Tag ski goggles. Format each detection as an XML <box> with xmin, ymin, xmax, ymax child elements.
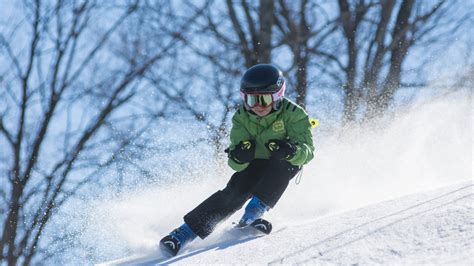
<box><xmin>243</xmin><ymin>93</ymin><xmax>274</xmax><ymax>108</ymax></box>
<box><xmin>240</xmin><ymin>83</ymin><xmax>286</xmax><ymax>108</ymax></box>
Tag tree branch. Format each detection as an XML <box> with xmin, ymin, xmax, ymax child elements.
<box><xmin>226</xmin><ymin>0</ymin><xmax>252</xmax><ymax>65</ymax></box>
<box><xmin>0</xmin><ymin>115</ymin><xmax>14</xmax><ymax>146</ymax></box>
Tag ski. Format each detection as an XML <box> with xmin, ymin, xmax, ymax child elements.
<box><xmin>250</xmin><ymin>218</ymin><xmax>272</xmax><ymax>234</ymax></box>
<box><xmin>159</xmin><ymin>235</ymin><xmax>181</xmax><ymax>257</ymax></box>
<box><xmin>233</xmin><ymin>218</ymin><xmax>272</xmax><ymax>235</ymax></box>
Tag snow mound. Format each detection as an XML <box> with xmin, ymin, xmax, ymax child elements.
<box><xmin>100</xmin><ymin>181</ymin><xmax>473</xmax><ymax>265</ymax></box>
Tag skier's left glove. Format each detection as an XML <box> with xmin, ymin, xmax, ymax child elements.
<box><xmin>265</xmin><ymin>139</ymin><xmax>297</xmax><ymax>160</ymax></box>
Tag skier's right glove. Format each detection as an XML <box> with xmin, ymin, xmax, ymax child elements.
<box><xmin>225</xmin><ymin>140</ymin><xmax>256</xmax><ymax>164</ymax></box>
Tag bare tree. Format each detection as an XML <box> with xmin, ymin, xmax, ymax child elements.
<box><xmin>274</xmin><ymin>0</ymin><xmax>339</xmax><ymax>107</ymax></box>
<box><xmin>181</xmin><ymin>0</ymin><xmax>275</xmax><ymax>69</ymax></box>
<box><xmin>0</xmin><ymin>1</ymin><xmax>184</xmax><ymax>264</ymax></box>
<box><xmin>223</xmin><ymin>0</ymin><xmax>275</xmax><ymax>67</ymax></box>
<box><xmin>329</xmin><ymin>0</ymin><xmax>464</xmax><ymax>124</ymax></box>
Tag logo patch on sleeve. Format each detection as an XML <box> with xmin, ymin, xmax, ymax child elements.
<box><xmin>272</xmin><ymin>120</ymin><xmax>285</xmax><ymax>132</ymax></box>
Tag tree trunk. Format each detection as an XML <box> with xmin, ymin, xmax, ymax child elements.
<box><xmin>365</xmin><ymin>0</ymin><xmax>414</xmax><ymax>120</ymax></box>
<box><xmin>295</xmin><ymin>54</ymin><xmax>308</xmax><ymax>108</ymax></box>
<box><xmin>257</xmin><ymin>0</ymin><xmax>274</xmax><ymax>64</ymax></box>
<box><xmin>343</xmin><ymin>85</ymin><xmax>357</xmax><ymax>124</ymax></box>
<box><xmin>2</xmin><ymin>183</ymin><xmax>22</xmax><ymax>266</ymax></box>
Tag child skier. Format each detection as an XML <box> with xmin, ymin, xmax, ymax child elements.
<box><xmin>159</xmin><ymin>64</ymin><xmax>315</xmax><ymax>256</ymax></box>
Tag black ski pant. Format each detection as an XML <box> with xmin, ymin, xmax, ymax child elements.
<box><xmin>184</xmin><ymin>159</ymin><xmax>300</xmax><ymax>239</ymax></box>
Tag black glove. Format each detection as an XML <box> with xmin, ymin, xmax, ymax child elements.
<box><xmin>265</xmin><ymin>139</ymin><xmax>297</xmax><ymax>160</ymax></box>
<box><xmin>226</xmin><ymin>140</ymin><xmax>256</xmax><ymax>164</ymax></box>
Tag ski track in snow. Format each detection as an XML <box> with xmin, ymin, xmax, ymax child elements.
<box><xmin>273</xmin><ymin>182</ymin><xmax>473</xmax><ymax>265</ymax></box>
<box><xmin>100</xmin><ymin>181</ymin><xmax>473</xmax><ymax>265</ymax></box>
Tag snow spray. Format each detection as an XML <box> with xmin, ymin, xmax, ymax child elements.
<box><xmin>54</xmin><ymin>88</ymin><xmax>472</xmax><ymax>263</ymax></box>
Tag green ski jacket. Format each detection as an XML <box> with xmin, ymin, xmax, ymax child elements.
<box><xmin>228</xmin><ymin>98</ymin><xmax>315</xmax><ymax>172</ymax></box>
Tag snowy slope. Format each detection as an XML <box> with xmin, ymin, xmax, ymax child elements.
<box><xmin>77</xmin><ymin>90</ymin><xmax>472</xmax><ymax>265</ymax></box>
<box><xmin>100</xmin><ymin>181</ymin><xmax>473</xmax><ymax>265</ymax></box>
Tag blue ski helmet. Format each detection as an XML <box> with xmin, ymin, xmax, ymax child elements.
<box><xmin>240</xmin><ymin>64</ymin><xmax>286</xmax><ymax>109</ymax></box>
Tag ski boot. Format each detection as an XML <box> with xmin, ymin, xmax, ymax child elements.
<box><xmin>159</xmin><ymin>223</ymin><xmax>197</xmax><ymax>256</ymax></box>
<box><xmin>236</xmin><ymin>196</ymin><xmax>270</xmax><ymax>227</ymax></box>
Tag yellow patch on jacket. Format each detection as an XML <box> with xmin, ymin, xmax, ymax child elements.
<box><xmin>272</xmin><ymin>120</ymin><xmax>285</xmax><ymax>132</ymax></box>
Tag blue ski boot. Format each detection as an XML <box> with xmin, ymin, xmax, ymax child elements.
<box><xmin>237</xmin><ymin>196</ymin><xmax>270</xmax><ymax>227</ymax></box>
<box><xmin>159</xmin><ymin>223</ymin><xmax>197</xmax><ymax>256</ymax></box>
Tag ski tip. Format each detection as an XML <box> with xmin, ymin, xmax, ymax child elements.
<box><xmin>159</xmin><ymin>236</ymin><xmax>180</xmax><ymax>257</ymax></box>
<box><xmin>232</xmin><ymin>218</ymin><xmax>272</xmax><ymax>234</ymax></box>
<box><xmin>251</xmin><ymin>218</ymin><xmax>272</xmax><ymax>235</ymax></box>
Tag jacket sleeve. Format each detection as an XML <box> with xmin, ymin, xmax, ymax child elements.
<box><xmin>286</xmin><ymin>109</ymin><xmax>315</xmax><ymax>166</ymax></box>
<box><xmin>227</xmin><ymin>108</ymin><xmax>252</xmax><ymax>172</ymax></box>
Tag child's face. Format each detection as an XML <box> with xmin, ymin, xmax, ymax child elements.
<box><xmin>251</xmin><ymin>104</ymin><xmax>272</xmax><ymax>117</ymax></box>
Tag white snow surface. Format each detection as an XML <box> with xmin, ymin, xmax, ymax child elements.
<box><xmin>100</xmin><ymin>182</ymin><xmax>473</xmax><ymax>265</ymax></box>
<box><xmin>84</xmin><ymin>90</ymin><xmax>473</xmax><ymax>265</ymax></box>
